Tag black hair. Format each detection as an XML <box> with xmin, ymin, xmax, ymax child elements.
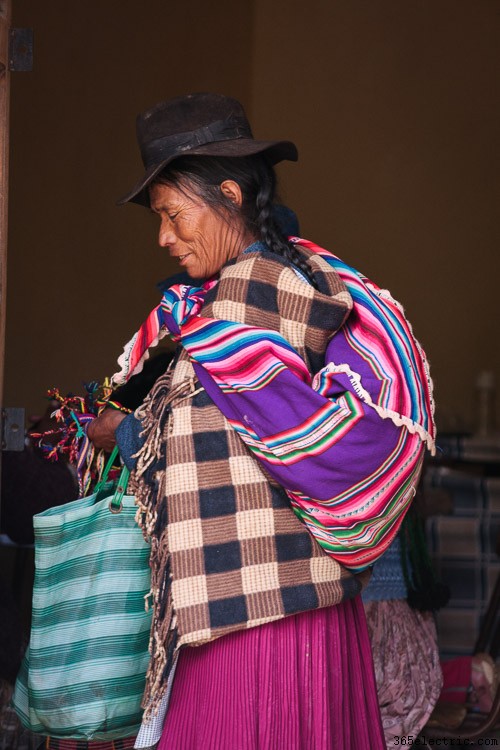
<box><xmin>153</xmin><ymin>154</ymin><xmax>316</xmax><ymax>286</ymax></box>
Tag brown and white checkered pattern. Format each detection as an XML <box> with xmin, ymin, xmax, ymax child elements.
<box><xmin>164</xmin><ymin>248</ymin><xmax>360</xmax><ymax>647</ymax></box>
<box><xmin>204</xmin><ymin>250</ymin><xmax>352</xmax><ymax>371</ymax></box>
<box><xmin>167</xmin><ymin>361</ymin><xmax>360</xmax><ymax>647</ymax></box>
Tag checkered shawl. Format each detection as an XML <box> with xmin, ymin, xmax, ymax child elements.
<box><xmin>130</xmin><ymin>247</ymin><xmax>366</xmax><ymax>717</ymax></box>
<box><xmin>146</xmin><ymin>243</ymin><xmax>434</xmax><ymax>569</ymax></box>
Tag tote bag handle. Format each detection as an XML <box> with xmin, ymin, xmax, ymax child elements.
<box><xmin>94</xmin><ymin>445</ymin><xmax>120</xmax><ymax>491</ymax></box>
<box><xmin>109</xmin><ymin>464</ymin><xmax>131</xmax><ymax>514</ymax></box>
<box><xmin>94</xmin><ymin>445</ymin><xmax>131</xmax><ymax>512</ymax></box>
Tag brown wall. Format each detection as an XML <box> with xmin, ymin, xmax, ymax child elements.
<box><xmin>5</xmin><ymin>0</ymin><xmax>254</xmax><ymax>417</ymax></box>
<box><xmin>4</xmin><ymin>1</ymin><xmax>500</xmax><ymax>435</ymax></box>
<box><xmin>252</xmin><ymin>0</ymin><xmax>500</xmax><ymax>432</ymax></box>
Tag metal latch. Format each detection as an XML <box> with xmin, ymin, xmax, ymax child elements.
<box><xmin>9</xmin><ymin>28</ymin><xmax>33</xmax><ymax>72</ymax></box>
<box><xmin>1</xmin><ymin>407</ymin><xmax>25</xmax><ymax>451</ymax></box>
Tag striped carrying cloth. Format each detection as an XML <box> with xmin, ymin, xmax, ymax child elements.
<box><xmin>113</xmin><ymin>239</ymin><xmax>435</xmax><ymax>571</ymax></box>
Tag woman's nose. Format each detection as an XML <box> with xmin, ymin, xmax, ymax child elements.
<box><xmin>158</xmin><ymin>219</ymin><xmax>176</xmax><ymax>247</ymax></box>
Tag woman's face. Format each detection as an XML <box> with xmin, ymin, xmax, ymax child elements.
<box><xmin>149</xmin><ymin>181</ymin><xmax>248</xmax><ymax>279</ymax></box>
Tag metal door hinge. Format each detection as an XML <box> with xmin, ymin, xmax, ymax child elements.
<box><xmin>9</xmin><ymin>28</ymin><xmax>33</xmax><ymax>72</ymax></box>
<box><xmin>1</xmin><ymin>407</ymin><xmax>25</xmax><ymax>451</ymax></box>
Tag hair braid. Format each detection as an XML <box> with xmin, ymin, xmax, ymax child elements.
<box><xmin>253</xmin><ymin>175</ymin><xmax>318</xmax><ymax>288</ymax></box>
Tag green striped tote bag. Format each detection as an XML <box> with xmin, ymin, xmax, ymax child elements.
<box><xmin>13</xmin><ymin>455</ymin><xmax>152</xmax><ymax>740</ymax></box>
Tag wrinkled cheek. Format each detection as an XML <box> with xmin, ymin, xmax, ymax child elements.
<box><xmin>198</xmin><ymin>245</ymin><xmax>219</xmax><ymax>277</ymax></box>
<box><xmin>186</xmin><ymin>253</ymin><xmax>208</xmax><ymax>280</ymax></box>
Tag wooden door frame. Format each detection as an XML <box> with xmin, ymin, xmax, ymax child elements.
<box><xmin>0</xmin><ymin>0</ymin><xmax>10</xmax><ymax>508</ymax></box>
<box><xmin>0</xmin><ymin>0</ymin><xmax>10</xmax><ymax>411</ymax></box>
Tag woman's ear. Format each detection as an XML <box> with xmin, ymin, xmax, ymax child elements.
<box><xmin>220</xmin><ymin>180</ymin><xmax>243</xmax><ymax>207</ymax></box>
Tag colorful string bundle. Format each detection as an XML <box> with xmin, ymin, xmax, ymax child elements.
<box><xmin>30</xmin><ymin>380</ymin><xmax>130</xmax><ymax>496</ymax></box>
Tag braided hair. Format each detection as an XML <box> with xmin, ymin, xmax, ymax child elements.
<box><xmin>153</xmin><ymin>155</ymin><xmax>317</xmax><ymax>287</ymax></box>
<box><xmin>400</xmin><ymin>505</ymin><xmax>450</xmax><ymax>612</ymax></box>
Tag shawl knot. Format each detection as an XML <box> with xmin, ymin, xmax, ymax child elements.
<box><xmin>160</xmin><ymin>281</ymin><xmax>217</xmax><ymax>340</ymax></box>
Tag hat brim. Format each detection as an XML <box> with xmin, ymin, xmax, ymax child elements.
<box><xmin>117</xmin><ymin>138</ymin><xmax>298</xmax><ymax>207</ymax></box>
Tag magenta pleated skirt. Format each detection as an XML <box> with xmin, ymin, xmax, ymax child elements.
<box><xmin>158</xmin><ymin>596</ymin><xmax>385</xmax><ymax>750</ymax></box>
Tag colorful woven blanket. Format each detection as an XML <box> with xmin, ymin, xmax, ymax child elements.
<box><xmin>113</xmin><ymin>239</ymin><xmax>435</xmax><ymax>571</ymax></box>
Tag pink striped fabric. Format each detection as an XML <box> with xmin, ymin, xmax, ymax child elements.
<box><xmin>113</xmin><ymin>240</ymin><xmax>435</xmax><ymax>571</ymax></box>
<box><xmin>158</xmin><ymin>597</ymin><xmax>385</xmax><ymax>750</ymax></box>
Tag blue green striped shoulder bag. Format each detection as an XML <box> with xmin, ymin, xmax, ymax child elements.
<box><xmin>13</xmin><ymin>448</ymin><xmax>152</xmax><ymax>740</ymax></box>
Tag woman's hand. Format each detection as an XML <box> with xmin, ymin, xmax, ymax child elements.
<box><xmin>87</xmin><ymin>409</ymin><xmax>127</xmax><ymax>452</ymax></box>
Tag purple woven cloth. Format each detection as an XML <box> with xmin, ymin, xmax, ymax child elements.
<box><xmin>158</xmin><ymin>597</ymin><xmax>385</xmax><ymax>750</ymax></box>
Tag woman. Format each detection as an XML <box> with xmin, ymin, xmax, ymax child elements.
<box><xmin>89</xmin><ymin>92</ymin><xmax>435</xmax><ymax>749</ymax></box>
<box><xmin>362</xmin><ymin>520</ymin><xmax>497</xmax><ymax>746</ymax></box>
<box><xmin>361</xmin><ymin>526</ymin><xmax>444</xmax><ymax>747</ymax></box>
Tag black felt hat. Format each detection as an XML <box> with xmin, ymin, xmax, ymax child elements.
<box><xmin>118</xmin><ymin>92</ymin><xmax>298</xmax><ymax>206</ymax></box>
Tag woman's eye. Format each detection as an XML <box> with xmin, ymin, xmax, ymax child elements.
<box><xmin>168</xmin><ymin>212</ymin><xmax>179</xmax><ymax>221</ymax></box>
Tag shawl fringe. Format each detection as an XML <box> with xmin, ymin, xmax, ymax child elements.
<box><xmin>132</xmin><ymin>365</ymin><xmax>199</xmax><ymax>718</ymax></box>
